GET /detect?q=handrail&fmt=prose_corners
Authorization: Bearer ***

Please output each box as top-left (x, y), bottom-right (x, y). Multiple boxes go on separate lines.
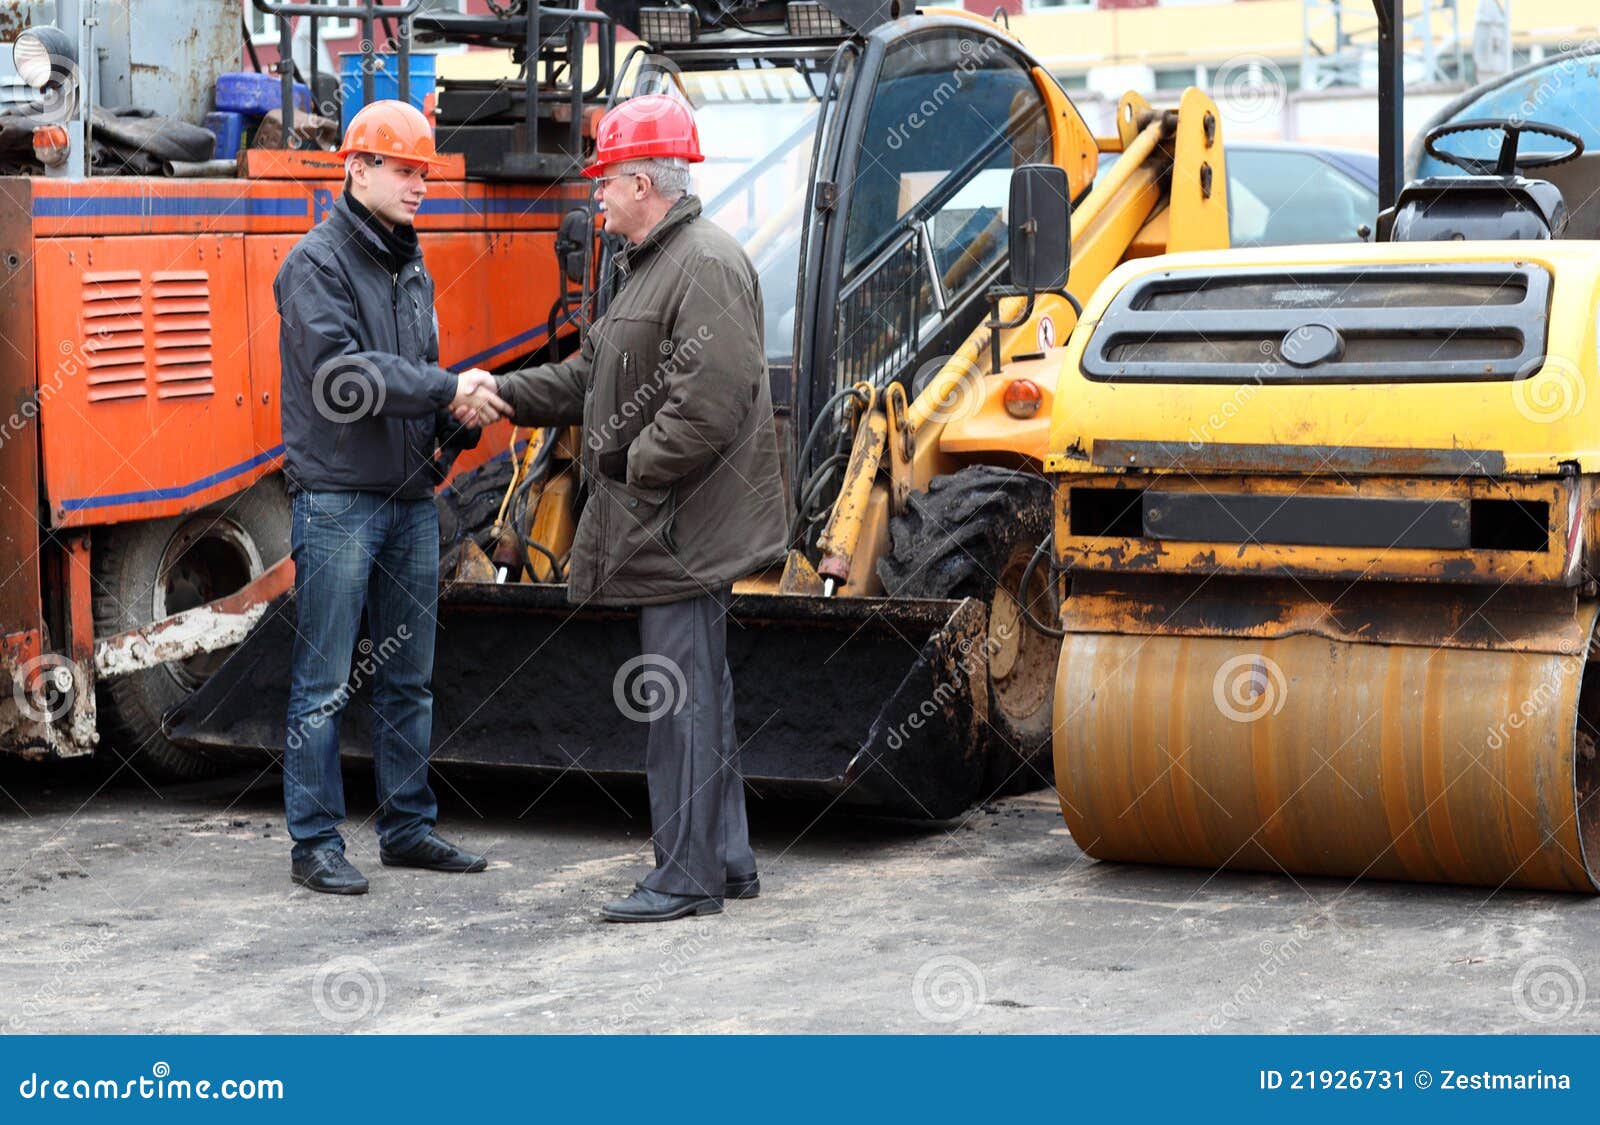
top-left (252, 0), bottom-right (423, 149)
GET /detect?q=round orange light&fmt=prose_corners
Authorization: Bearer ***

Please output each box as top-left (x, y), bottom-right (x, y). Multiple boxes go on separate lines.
top-left (1003, 378), bottom-right (1042, 419)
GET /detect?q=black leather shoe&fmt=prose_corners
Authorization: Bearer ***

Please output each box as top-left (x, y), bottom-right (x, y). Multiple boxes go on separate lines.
top-left (291, 850), bottom-right (369, 895)
top-left (378, 832), bottom-right (487, 873)
top-left (726, 871), bottom-right (760, 900)
top-left (601, 887), bottom-right (722, 923)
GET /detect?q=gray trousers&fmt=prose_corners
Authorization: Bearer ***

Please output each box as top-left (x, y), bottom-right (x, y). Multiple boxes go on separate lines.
top-left (637, 586), bottom-right (755, 898)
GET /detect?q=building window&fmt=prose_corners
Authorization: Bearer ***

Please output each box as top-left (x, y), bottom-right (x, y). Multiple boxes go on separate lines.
top-left (1153, 65), bottom-right (1203, 91)
top-left (246, 3), bottom-right (282, 45)
top-left (246, 2), bottom-right (358, 45)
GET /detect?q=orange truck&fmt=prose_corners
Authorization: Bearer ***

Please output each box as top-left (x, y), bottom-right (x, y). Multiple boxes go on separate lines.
top-left (0, 0), bottom-right (600, 775)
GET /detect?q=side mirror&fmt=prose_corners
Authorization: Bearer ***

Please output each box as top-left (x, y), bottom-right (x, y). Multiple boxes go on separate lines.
top-left (556, 208), bottom-right (592, 287)
top-left (1007, 164), bottom-right (1071, 293)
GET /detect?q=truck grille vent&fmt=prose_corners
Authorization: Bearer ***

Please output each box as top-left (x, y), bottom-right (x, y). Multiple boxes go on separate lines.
top-left (1083, 263), bottom-right (1551, 384)
top-left (151, 271), bottom-right (215, 399)
top-left (81, 270), bottom-right (147, 402)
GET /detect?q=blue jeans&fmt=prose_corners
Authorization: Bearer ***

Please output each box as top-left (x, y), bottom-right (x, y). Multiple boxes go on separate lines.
top-left (283, 489), bottom-right (440, 861)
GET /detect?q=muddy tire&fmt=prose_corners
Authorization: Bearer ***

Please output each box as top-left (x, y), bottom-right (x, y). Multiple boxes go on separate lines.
top-left (436, 455), bottom-right (517, 556)
top-left (92, 475), bottom-right (292, 781)
top-left (878, 466), bottom-right (1058, 793)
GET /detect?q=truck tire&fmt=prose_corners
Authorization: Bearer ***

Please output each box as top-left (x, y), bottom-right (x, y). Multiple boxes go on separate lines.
top-left (92, 474), bottom-right (292, 780)
top-left (878, 466), bottom-right (1058, 793)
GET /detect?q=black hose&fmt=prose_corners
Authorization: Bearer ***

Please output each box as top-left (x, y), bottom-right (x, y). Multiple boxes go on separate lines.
top-left (523, 536), bottom-right (565, 581)
top-left (792, 384), bottom-right (868, 501)
top-left (1017, 536), bottom-right (1066, 639)
top-left (787, 451), bottom-right (851, 544)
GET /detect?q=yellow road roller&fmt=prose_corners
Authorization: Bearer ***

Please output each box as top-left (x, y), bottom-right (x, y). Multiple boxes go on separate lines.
top-left (1043, 111), bottom-right (1600, 892)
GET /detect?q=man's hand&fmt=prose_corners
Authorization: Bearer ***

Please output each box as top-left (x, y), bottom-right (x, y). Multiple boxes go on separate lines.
top-left (450, 369), bottom-right (513, 426)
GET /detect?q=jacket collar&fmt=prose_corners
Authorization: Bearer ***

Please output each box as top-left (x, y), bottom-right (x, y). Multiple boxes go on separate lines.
top-left (616, 194), bottom-right (702, 275)
top-left (331, 191), bottom-right (422, 274)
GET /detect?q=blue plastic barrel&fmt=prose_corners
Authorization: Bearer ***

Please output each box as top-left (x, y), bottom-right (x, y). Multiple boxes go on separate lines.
top-left (215, 72), bottom-right (310, 117)
top-left (339, 53), bottom-right (436, 135)
top-left (202, 111), bottom-right (246, 159)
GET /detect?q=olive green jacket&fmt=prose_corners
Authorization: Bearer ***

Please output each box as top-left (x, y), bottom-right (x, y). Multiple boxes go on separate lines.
top-left (495, 195), bottom-right (788, 606)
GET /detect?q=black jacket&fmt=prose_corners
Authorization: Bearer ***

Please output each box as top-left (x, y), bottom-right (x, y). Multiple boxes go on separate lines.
top-left (274, 192), bottom-right (477, 499)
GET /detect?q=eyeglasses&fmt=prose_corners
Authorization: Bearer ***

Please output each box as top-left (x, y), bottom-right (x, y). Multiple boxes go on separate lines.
top-left (591, 172), bottom-right (641, 195)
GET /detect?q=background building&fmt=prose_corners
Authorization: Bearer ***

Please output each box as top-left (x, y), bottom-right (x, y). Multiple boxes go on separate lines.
top-left (980, 0), bottom-right (1588, 147)
top-left (242, 1), bottom-right (1593, 150)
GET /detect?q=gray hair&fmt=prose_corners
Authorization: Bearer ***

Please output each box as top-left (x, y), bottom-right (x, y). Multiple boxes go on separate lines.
top-left (616, 156), bottom-right (690, 202)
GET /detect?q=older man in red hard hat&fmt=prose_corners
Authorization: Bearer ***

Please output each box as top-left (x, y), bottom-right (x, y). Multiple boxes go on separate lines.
top-left (274, 101), bottom-right (511, 895)
top-left (485, 95), bottom-right (788, 922)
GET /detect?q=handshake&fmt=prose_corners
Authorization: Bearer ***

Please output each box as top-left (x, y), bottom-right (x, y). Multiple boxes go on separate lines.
top-left (451, 369), bottom-right (514, 428)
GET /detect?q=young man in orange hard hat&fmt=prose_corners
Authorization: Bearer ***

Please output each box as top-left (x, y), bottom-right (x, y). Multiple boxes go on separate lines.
top-left (483, 94), bottom-right (788, 922)
top-left (273, 100), bottom-right (512, 895)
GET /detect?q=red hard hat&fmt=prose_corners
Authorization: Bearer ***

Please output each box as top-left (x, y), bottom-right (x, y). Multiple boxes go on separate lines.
top-left (338, 99), bottom-right (451, 168)
top-left (581, 94), bottom-right (704, 179)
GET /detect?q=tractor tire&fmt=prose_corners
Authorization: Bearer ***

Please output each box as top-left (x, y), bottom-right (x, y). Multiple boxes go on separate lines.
top-left (878, 466), bottom-right (1058, 794)
top-left (92, 474), bottom-right (292, 781)
top-left (435, 454), bottom-right (516, 556)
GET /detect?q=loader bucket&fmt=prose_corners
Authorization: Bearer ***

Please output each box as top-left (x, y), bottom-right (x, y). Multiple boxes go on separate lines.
top-left (166, 583), bottom-right (993, 819)
top-left (1052, 576), bottom-right (1600, 892)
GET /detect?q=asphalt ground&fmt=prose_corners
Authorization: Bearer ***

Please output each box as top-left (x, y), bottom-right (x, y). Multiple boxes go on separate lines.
top-left (2, 758), bottom-right (1597, 1033)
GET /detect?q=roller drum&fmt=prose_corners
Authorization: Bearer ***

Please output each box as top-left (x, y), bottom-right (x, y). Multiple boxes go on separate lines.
top-left (1053, 622), bottom-right (1600, 892)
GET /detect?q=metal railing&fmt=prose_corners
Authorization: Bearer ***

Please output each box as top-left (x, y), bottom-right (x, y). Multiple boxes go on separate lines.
top-left (252, 1), bottom-right (424, 149)
top-left (833, 226), bottom-right (924, 389)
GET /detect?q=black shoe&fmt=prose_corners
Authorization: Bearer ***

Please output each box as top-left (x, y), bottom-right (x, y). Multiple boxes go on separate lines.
top-left (291, 850), bottom-right (369, 895)
top-left (378, 832), bottom-right (487, 873)
top-left (601, 887), bottom-right (722, 923)
top-left (726, 871), bottom-right (760, 900)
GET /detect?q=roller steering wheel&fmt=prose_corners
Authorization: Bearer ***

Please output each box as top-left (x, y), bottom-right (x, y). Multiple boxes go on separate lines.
top-left (1424, 118), bottom-right (1585, 177)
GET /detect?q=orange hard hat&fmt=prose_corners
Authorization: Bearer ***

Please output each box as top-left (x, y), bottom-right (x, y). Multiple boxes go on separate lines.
top-left (581, 94), bottom-right (704, 178)
top-left (337, 99), bottom-right (450, 168)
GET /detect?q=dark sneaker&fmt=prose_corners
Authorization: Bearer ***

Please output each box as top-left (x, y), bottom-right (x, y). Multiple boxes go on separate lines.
top-left (290, 850), bottom-right (369, 895)
top-left (601, 887), bottom-right (722, 923)
top-left (378, 832), bottom-right (488, 873)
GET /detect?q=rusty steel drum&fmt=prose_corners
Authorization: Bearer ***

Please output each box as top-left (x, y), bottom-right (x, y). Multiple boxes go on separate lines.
top-left (1052, 601), bottom-right (1600, 892)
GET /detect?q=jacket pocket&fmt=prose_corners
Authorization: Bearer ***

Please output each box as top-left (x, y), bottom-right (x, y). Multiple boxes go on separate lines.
top-left (605, 479), bottom-right (680, 584)
top-left (594, 314), bottom-right (670, 447)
